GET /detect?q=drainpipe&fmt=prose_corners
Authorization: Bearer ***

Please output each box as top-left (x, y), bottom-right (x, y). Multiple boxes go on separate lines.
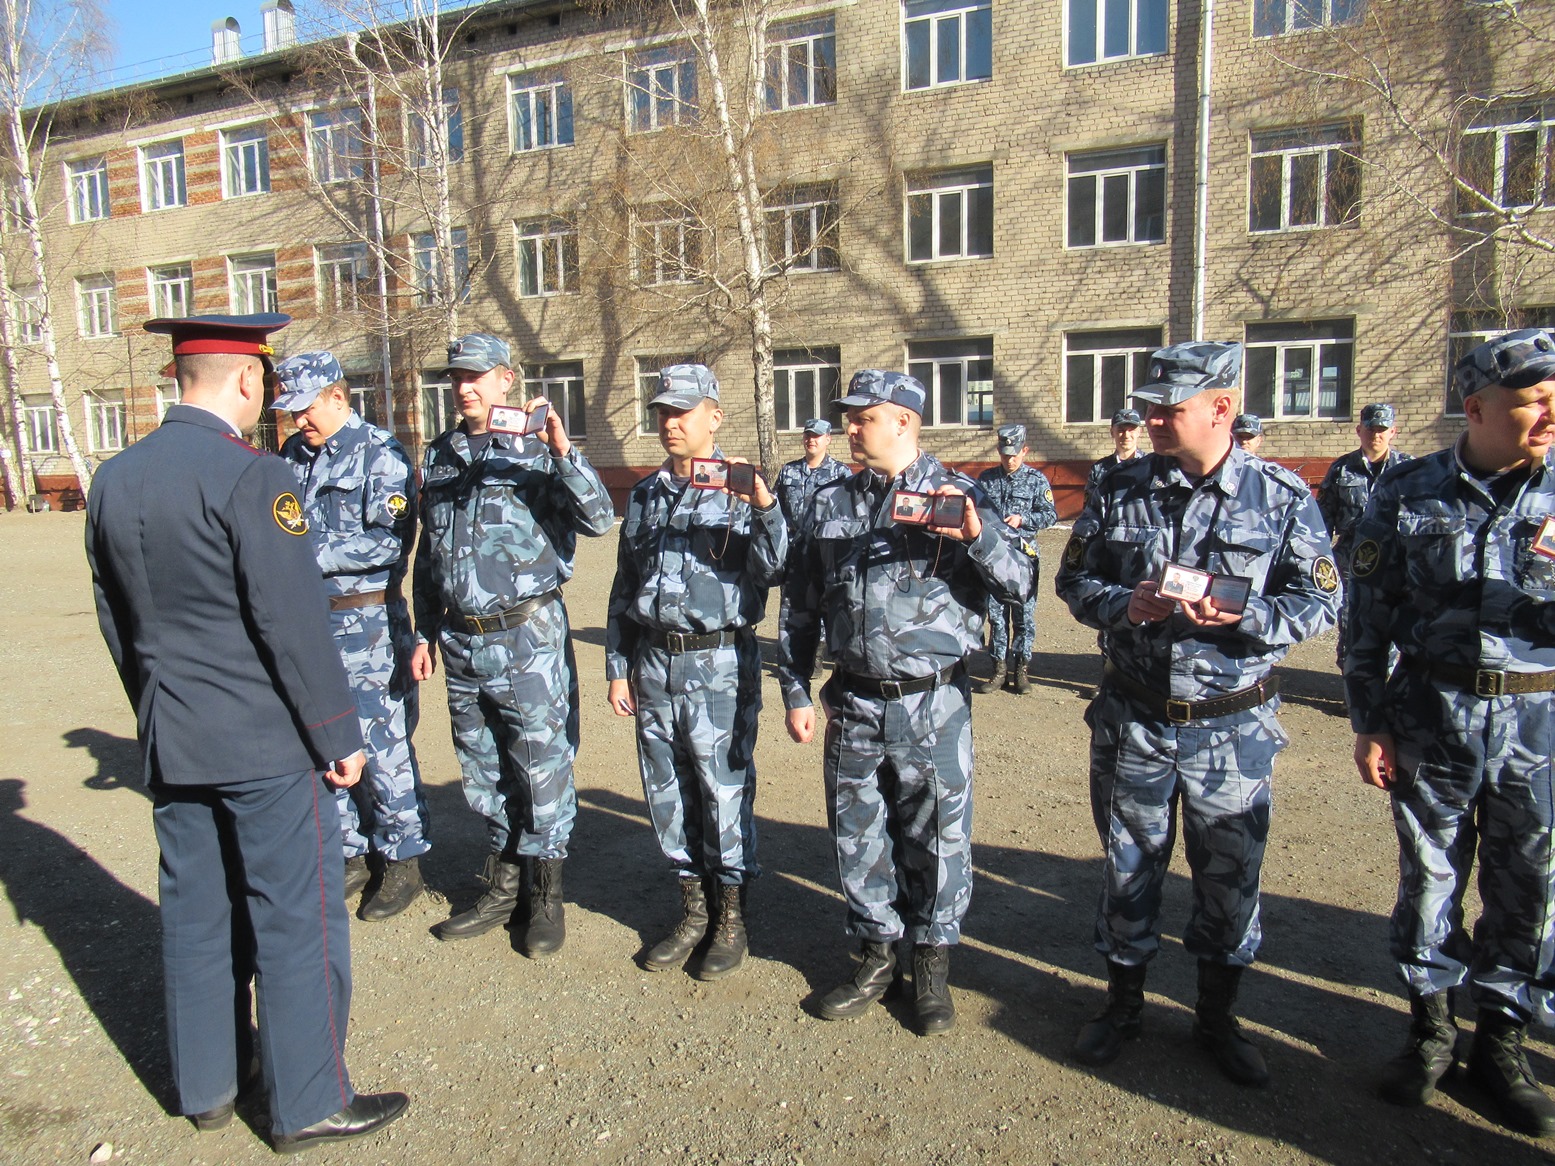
top-left (1192, 0), bottom-right (1215, 341)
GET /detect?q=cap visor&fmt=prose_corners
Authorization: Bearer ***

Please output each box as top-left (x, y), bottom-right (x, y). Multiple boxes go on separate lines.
top-left (647, 391), bottom-right (701, 410)
top-left (1498, 359), bottom-right (1555, 390)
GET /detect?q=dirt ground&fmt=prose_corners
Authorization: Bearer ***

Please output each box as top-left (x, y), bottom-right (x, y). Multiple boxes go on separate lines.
top-left (3, 511), bottom-right (1552, 1166)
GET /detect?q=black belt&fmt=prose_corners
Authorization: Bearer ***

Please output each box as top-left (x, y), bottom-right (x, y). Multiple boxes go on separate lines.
top-left (834, 662), bottom-right (964, 700)
top-left (645, 627), bottom-right (745, 654)
top-left (446, 590), bottom-right (562, 635)
top-left (1410, 658), bottom-right (1555, 698)
top-left (329, 588), bottom-right (399, 612)
top-left (1103, 661), bottom-right (1279, 724)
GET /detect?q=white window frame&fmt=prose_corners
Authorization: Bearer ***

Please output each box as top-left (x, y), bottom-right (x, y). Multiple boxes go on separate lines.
top-left (420, 371), bottom-right (457, 440)
top-left (1249, 124), bottom-right (1361, 232)
top-left (1459, 107), bottom-right (1555, 215)
top-left (345, 374), bottom-right (384, 428)
top-left (156, 380), bottom-right (182, 417)
top-left (149, 265), bottom-right (194, 318)
top-left (76, 275), bottom-right (116, 339)
top-left (906, 337), bottom-right (994, 428)
top-left (510, 74), bottom-right (575, 152)
top-left (1062, 327), bottom-right (1162, 424)
top-left (522, 361), bottom-right (587, 438)
top-left (766, 187), bottom-right (840, 273)
top-left (85, 390), bottom-right (126, 453)
top-left (1253, 0), bottom-right (1365, 38)
top-left (634, 206), bottom-right (704, 285)
top-left (516, 219), bottom-right (578, 297)
top-left (773, 348), bottom-right (842, 433)
top-left (67, 157), bottom-right (109, 223)
top-left (635, 353), bottom-right (698, 434)
top-left (1243, 320), bottom-right (1355, 421)
top-left (221, 125), bottom-right (270, 198)
top-left (906, 167), bottom-right (993, 263)
top-left (413, 227), bottom-right (471, 306)
top-left (626, 47), bottom-right (697, 133)
top-left (309, 107), bottom-right (366, 184)
top-left (1065, 0), bottom-right (1169, 67)
top-left (765, 16), bottom-right (837, 111)
top-left (316, 243), bottom-right (372, 313)
top-left (139, 140), bottom-right (186, 212)
top-left (409, 87), bottom-right (464, 168)
top-left (229, 254), bottom-right (278, 315)
top-left (902, 0), bottom-right (992, 91)
top-left (24, 395), bottom-right (57, 453)
top-left (1066, 145), bottom-right (1167, 247)
top-left (13, 287), bottom-right (44, 343)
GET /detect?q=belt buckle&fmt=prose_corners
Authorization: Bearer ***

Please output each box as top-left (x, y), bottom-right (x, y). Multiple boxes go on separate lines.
top-left (1475, 669), bottom-right (1506, 698)
top-left (879, 679), bottom-right (905, 700)
top-left (1165, 699), bottom-right (1193, 724)
top-left (666, 630), bottom-right (688, 654)
top-left (469, 613), bottom-right (491, 635)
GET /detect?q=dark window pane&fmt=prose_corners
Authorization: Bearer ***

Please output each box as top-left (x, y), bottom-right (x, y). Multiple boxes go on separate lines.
top-left (1505, 130), bottom-right (1539, 207)
top-left (1327, 148), bottom-right (1360, 222)
top-left (1332, 0), bottom-right (1363, 21)
top-left (680, 60), bottom-right (698, 114)
top-left (1245, 346), bottom-right (1277, 415)
top-left (793, 208), bottom-right (813, 257)
top-left (1103, 0), bottom-right (1130, 57)
top-left (1253, 0), bottom-right (1284, 37)
top-left (1135, 167), bottom-right (1165, 241)
top-left (1457, 132), bottom-right (1495, 214)
top-left (939, 362), bottom-right (964, 425)
top-left (1068, 175), bottom-right (1097, 246)
top-left (939, 190), bottom-right (963, 256)
top-left (1067, 353), bottom-right (1095, 422)
top-left (1100, 354), bottom-right (1127, 416)
top-left (568, 381), bottom-right (586, 437)
top-left (1137, 0), bottom-right (1168, 54)
top-left (1293, 0), bottom-right (1322, 30)
top-left (561, 234), bottom-right (578, 290)
top-left (766, 212), bottom-right (785, 267)
top-left (815, 36), bottom-right (837, 101)
top-left (1069, 0), bottom-right (1097, 65)
top-left (520, 242), bottom-right (538, 296)
top-left (906, 21), bottom-right (931, 88)
top-left (765, 47), bottom-right (782, 109)
top-left (1289, 152), bottom-right (1320, 225)
top-left (1250, 154), bottom-right (1283, 230)
top-left (774, 371), bottom-right (792, 431)
top-left (909, 192), bottom-right (934, 259)
top-left (789, 43), bottom-right (809, 105)
top-left (937, 14), bottom-right (961, 83)
top-left (447, 100), bottom-right (464, 161)
top-left (969, 185), bottom-right (993, 255)
top-left (1282, 346), bottom-right (1314, 415)
top-left (558, 87), bottom-right (574, 144)
top-left (966, 8), bottom-right (992, 79)
top-left (1318, 342), bottom-right (1352, 418)
top-left (1101, 172), bottom-right (1129, 242)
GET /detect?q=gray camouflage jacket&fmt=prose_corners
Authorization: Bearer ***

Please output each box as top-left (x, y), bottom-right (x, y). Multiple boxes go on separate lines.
top-left (976, 462), bottom-right (1057, 552)
top-left (774, 455), bottom-right (852, 539)
top-left (1315, 446), bottom-right (1412, 567)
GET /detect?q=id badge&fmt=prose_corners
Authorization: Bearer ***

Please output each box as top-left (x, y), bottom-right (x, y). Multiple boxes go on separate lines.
top-left (1533, 516), bottom-right (1555, 561)
top-left (1158, 562), bottom-right (1212, 603)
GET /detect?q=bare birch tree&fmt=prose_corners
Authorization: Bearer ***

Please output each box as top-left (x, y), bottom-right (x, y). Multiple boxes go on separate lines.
top-left (0, 252), bottom-right (37, 509)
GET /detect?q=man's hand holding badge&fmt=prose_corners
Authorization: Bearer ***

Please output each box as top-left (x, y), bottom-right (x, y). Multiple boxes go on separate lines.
top-left (1132, 562), bottom-right (1252, 627)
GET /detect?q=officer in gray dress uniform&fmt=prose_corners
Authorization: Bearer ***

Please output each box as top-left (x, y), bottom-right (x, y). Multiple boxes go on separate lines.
top-left (780, 370), bottom-right (1032, 1035)
top-left (411, 333), bottom-right (615, 954)
top-left (1055, 342), bottom-right (1339, 1087)
top-left (1346, 330), bottom-right (1555, 1134)
top-left (275, 351), bottom-right (429, 921)
top-left (606, 365), bottom-right (787, 980)
top-left (85, 313), bottom-right (407, 1152)
top-left (974, 423), bottom-right (1055, 694)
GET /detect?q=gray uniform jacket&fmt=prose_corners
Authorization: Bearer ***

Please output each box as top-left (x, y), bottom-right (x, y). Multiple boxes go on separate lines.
top-left (1316, 446), bottom-right (1412, 567)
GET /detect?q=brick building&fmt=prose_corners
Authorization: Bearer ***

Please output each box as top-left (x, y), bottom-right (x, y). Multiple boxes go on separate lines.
top-left (6, 0), bottom-right (1553, 513)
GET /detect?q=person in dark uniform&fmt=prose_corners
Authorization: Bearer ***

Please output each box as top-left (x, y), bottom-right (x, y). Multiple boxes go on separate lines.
top-left (84, 313), bottom-right (408, 1153)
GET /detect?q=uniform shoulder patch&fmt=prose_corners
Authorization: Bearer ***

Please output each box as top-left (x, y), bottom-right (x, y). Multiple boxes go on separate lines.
top-left (1313, 556), bottom-right (1340, 593)
top-left (273, 492), bottom-right (309, 535)
top-left (1063, 533), bottom-right (1086, 570)
top-left (386, 492), bottom-right (409, 519)
top-left (1351, 540), bottom-right (1381, 578)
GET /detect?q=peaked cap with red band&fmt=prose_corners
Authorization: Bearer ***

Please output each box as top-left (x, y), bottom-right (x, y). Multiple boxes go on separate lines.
top-left (146, 312), bottom-right (291, 376)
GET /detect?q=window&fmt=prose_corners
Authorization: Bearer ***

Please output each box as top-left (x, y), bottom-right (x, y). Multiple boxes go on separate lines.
top-left (346, 374), bottom-right (383, 428)
top-left (140, 140), bottom-right (186, 211)
top-left (67, 157), bottom-right (109, 223)
top-left (77, 275), bottom-right (116, 338)
top-left (222, 126), bottom-right (270, 197)
top-left (1067, 145), bottom-right (1166, 247)
top-left (1254, 0), bottom-right (1364, 37)
top-left (903, 0), bottom-right (991, 89)
top-left (627, 46), bottom-right (697, 132)
top-left (636, 354), bottom-right (697, 434)
top-left (317, 243), bottom-right (372, 313)
top-left (420, 372), bottom-right (456, 439)
top-left (413, 227), bottom-right (471, 306)
top-left (774, 347), bottom-right (842, 432)
top-left (149, 265), bottom-right (194, 318)
top-left (510, 73), bottom-right (574, 152)
top-left (523, 362), bottom-right (587, 437)
top-left (516, 219), bottom-right (578, 297)
top-left (24, 396), bottom-right (56, 453)
top-left (907, 337), bottom-right (993, 427)
top-left (1458, 105), bottom-right (1555, 215)
top-left (13, 288), bottom-right (43, 343)
top-left (766, 16), bottom-right (837, 110)
top-left (1445, 308), bottom-right (1555, 416)
top-left (156, 380), bottom-right (182, 417)
top-left (766, 186), bottom-right (840, 273)
top-left (1250, 123), bottom-right (1360, 232)
top-left (635, 206), bottom-right (704, 284)
top-left (309, 107), bottom-right (366, 183)
top-left (906, 167), bottom-right (993, 262)
top-left (1243, 319), bottom-right (1354, 420)
top-left (410, 87), bottom-right (464, 167)
top-left (86, 391), bottom-right (126, 452)
top-left (1066, 0), bottom-right (1168, 66)
top-left (1064, 327), bottom-right (1162, 423)
top-left (230, 254), bottom-right (278, 315)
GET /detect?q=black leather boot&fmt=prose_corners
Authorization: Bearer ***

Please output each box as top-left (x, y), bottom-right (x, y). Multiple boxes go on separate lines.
top-left (820, 940), bottom-right (900, 1020)
top-left (643, 877), bottom-right (709, 972)
top-left (973, 661), bottom-right (1005, 694)
top-left (360, 856), bottom-right (424, 921)
top-left (913, 943), bottom-right (955, 1035)
top-left (1073, 961), bottom-right (1147, 1066)
top-left (1467, 1010), bottom-right (1555, 1136)
top-left (343, 854), bottom-right (370, 899)
top-left (434, 855), bottom-right (522, 941)
top-left (696, 881), bottom-right (747, 981)
top-left (1378, 990), bottom-right (1457, 1106)
top-left (522, 858), bottom-right (566, 957)
top-left (1193, 960), bottom-right (1269, 1087)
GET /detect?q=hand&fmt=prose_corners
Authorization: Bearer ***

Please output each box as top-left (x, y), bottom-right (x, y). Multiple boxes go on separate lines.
top-left (1127, 579), bottom-right (1177, 624)
top-left (1179, 594), bottom-right (1244, 628)
top-left (927, 486), bottom-right (981, 542)
top-left (723, 457), bottom-right (776, 510)
top-left (526, 396), bottom-right (571, 459)
top-left (328, 750), bottom-right (366, 789)
top-left (608, 678), bottom-right (636, 716)
top-left (786, 706), bottom-right (815, 743)
top-left (1354, 733), bottom-right (1398, 789)
top-left (410, 641), bottom-right (436, 681)
top-left (1005, 514), bottom-right (1023, 529)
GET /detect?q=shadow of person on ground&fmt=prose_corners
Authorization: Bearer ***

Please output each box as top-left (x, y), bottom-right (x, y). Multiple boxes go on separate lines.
top-left (64, 726), bottom-right (147, 797)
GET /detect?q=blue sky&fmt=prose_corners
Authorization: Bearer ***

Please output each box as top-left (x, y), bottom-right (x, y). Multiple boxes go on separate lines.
top-left (100, 0), bottom-right (287, 89)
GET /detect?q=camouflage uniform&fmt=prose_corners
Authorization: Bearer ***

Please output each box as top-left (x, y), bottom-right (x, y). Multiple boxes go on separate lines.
top-left (1317, 433), bottom-right (1412, 664)
top-left (1085, 451), bottom-right (1145, 509)
top-left (975, 460), bottom-right (1055, 666)
top-left (606, 449), bottom-right (788, 884)
top-left (413, 428), bottom-right (614, 860)
top-left (774, 445), bottom-right (851, 653)
top-left (779, 451), bottom-right (1032, 944)
top-left (280, 410), bottom-right (427, 863)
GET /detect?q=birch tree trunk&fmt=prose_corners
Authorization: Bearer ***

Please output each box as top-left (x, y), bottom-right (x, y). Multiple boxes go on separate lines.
top-left (0, 253), bottom-right (38, 508)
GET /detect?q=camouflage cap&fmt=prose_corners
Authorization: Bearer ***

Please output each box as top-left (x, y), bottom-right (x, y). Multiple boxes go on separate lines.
top-left (649, 363), bottom-right (720, 410)
top-left (444, 333), bottom-right (511, 376)
top-left (1359, 402), bottom-right (1396, 429)
top-left (1132, 341), bottom-right (1243, 407)
top-left (1454, 329), bottom-right (1555, 398)
top-left (997, 423), bottom-right (1027, 452)
top-left (1111, 408), bottom-right (1144, 428)
top-left (271, 351), bottom-right (344, 411)
top-left (802, 418), bottom-right (833, 436)
top-left (836, 369), bottom-right (927, 416)
top-left (1232, 413), bottom-right (1263, 437)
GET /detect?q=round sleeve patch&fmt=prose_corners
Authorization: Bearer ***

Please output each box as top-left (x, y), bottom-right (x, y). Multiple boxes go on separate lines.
top-left (1314, 556), bottom-right (1340, 593)
top-left (386, 492), bottom-right (409, 519)
top-left (1351, 540), bottom-right (1381, 578)
top-left (1063, 533), bottom-right (1086, 570)
top-left (273, 492), bottom-right (309, 535)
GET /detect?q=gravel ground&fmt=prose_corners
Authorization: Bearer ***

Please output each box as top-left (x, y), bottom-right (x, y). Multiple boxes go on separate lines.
top-left (3, 511), bottom-right (1552, 1166)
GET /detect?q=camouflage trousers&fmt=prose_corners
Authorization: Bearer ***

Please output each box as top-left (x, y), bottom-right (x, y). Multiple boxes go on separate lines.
top-left (987, 596), bottom-right (1036, 665)
top-left (820, 670), bottom-right (974, 946)
top-left (438, 597), bottom-right (579, 860)
top-left (331, 602), bottom-right (429, 862)
top-left (1084, 685), bottom-right (1286, 967)
top-left (1387, 670), bottom-right (1555, 1024)
top-left (631, 634), bottom-right (761, 885)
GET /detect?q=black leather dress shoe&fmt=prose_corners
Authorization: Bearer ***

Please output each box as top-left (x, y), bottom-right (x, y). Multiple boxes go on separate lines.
top-left (189, 1101), bottom-right (234, 1131)
top-left (271, 1091), bottom-right (409, 1154)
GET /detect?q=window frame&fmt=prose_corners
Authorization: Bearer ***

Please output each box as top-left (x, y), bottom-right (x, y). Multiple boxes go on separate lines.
top-left (905, 166), bottom-right (994, 263)
top-left (766, 186), bottom-right (841, 274)
top-left (765, 16), bottom-right (838, 111)
top-left (85, 390), bottom-right (126, 453)
top-left (1066, 144), bottom-right (1167, 248)
top-left (1065, 0), bottom-right (1170, 68)
top-left (229, 253), bottom-right (278, 316)
top-left (76, 274), bottom-right (116, 339)
top-left (516, 218), bottom-right (579, 298)
top-left (902, 0), bottom-right (993, 91)
top-left (1242, 319), bottom-right (1356, 421)
top-left (308, 107), bottom-right (367, 185)
top-left (221, 125), bottom-right (271, 198)
top-left (522, 361), bottom-right (587, 438)
top-left (1458, 106), bottom-right (1555, 215)
top-left (156, 380), bottom-right (182, 417)
top-left (1062, 327), bottom-right (1163, 424)
top-left (906, 336), bottom-right (994, 428)
top-left (419, 371), bottom-right (457, 440)
top-left (24, 396), bottom-right (57, 453)
top-left (149, 264), bottom-right (195, 318)
top-left (625, 46), bottom-right (698, 133)
top-left (1248, 123), bottom-right (1362, 233)
top-left (634, 205), bottom-right (705, 285)
top-left (773, 347), bottom-right (843, 433)
top-left (412, 226), bottom-right (471, 307)
top-left (13, 287), bottom-right (44, 343)
top-left (67, 157), bottom-right (110, 223)
top-left (1253, 0), bottom-right (1365, 38)
top-left (510, 73), bottom-right (575, 153)
top-left (139, 139), bottom-right (187, 212)
top-left (316, 242), bottom-right (372, 313)
top-left (409, 86), bottom-right (464, 168)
